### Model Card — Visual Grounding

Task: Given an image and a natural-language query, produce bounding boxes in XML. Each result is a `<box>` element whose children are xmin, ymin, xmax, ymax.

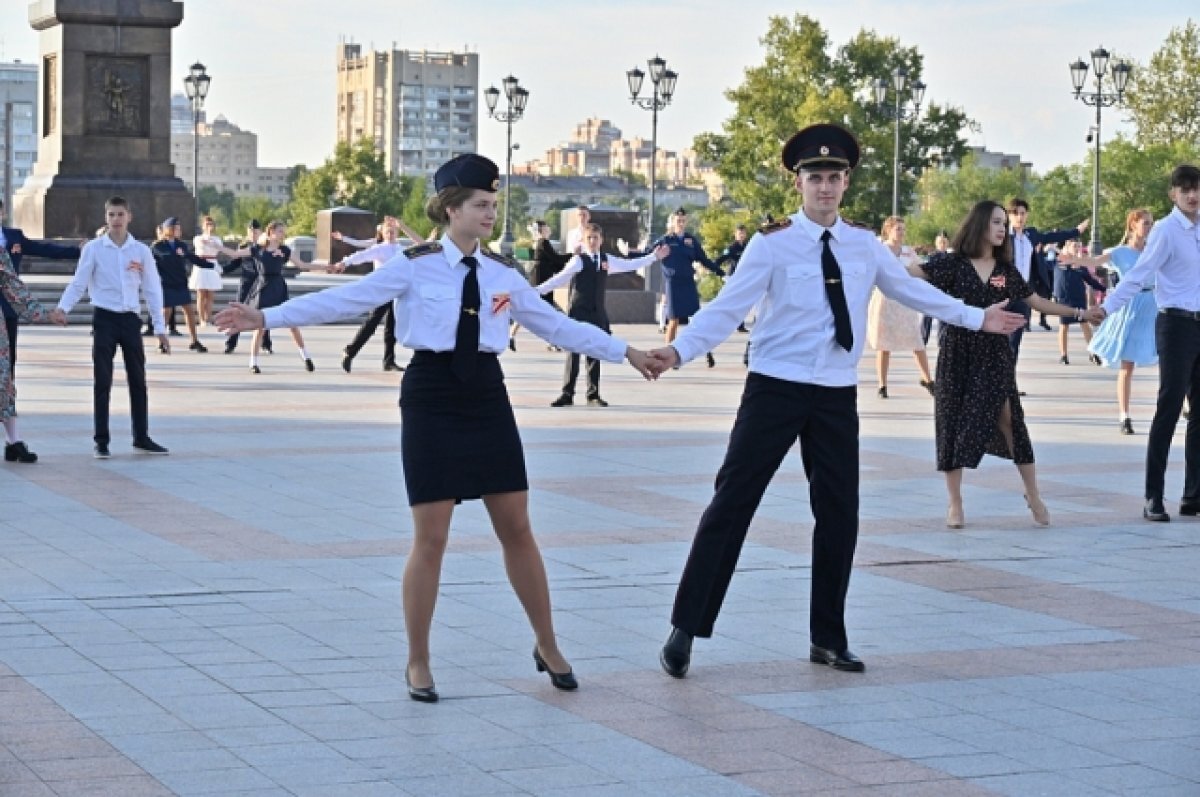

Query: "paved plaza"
<box><xmin>1</xmin><ymin>316</ymin><xmax>1198</xmax><ymax>796</ymax></box>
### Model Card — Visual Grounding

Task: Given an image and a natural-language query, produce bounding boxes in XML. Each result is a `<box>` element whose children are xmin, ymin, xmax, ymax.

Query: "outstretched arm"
<box><xmin>604</xmin><ymin>244</ymin><xmax>670</xmax><ymax>274</ymax></box>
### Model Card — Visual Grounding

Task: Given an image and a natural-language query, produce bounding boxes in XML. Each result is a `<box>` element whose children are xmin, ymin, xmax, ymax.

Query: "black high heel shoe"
<box><xmin>533</xmin><ymin>647</ymin><xmax>578</xmax><ymax>691</ymax></box>
<box><xmin>405</xmin><ymin>669</ymin><xmax>438</xmax><ymax>703</ymax></box>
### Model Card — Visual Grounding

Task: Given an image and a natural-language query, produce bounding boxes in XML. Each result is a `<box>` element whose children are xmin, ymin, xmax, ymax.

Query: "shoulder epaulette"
<box><xmin>842</xmin><ymin>218</ymin><xmax>873</xmax><ymax>231</ymax></box>
<box><xmin>402</xmin><ymin>241</ymin><xmax>443</xmax><ymax>259</ymax></box>
<box><xmin>758</xmin><ymin>218</ymin><xmax>792</xmax><ymax>235</ymax></box>
<box><xmin>482</xmin><ymin>250</ymin><xmax>520</xmax><ymax>269</ymax></box>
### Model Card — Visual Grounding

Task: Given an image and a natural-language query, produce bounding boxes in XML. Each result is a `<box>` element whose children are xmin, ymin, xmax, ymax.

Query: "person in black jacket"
<box><xmin>536</xmin><ymin>223</ymin><xmax>667</xmax><ymax>406</ymax></box>
<box><xmin>151</xmin><ymin>218</ymin><xmax>229</xmax><ymax>353</ymax></box>
<box><xmin>0</xmin><ymin>200</ymin><xmax>81</xmax><ymax>373</ymax></box>
<box><xmin>224</xmin><ymin>220</ymin><xmax>271</xmax><ymax>354</ymax></box>
<box><xmin>509</xmin><ymin>220</ymin><xmax>570</xmax><ymax>351</ymax></box>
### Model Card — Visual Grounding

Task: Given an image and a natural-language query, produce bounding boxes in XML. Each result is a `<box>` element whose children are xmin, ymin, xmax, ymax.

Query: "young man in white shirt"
<box><xmin>564</xmin><ymin>205</ymin><xmax>590</xmax><ymax>254</ymax></box>
<box><xmin>56</xmin><ymin>196</ymin><xmax>170</xmax><ymax>458</ymax></box>
<box><xmin>647</xmin><ymin>124</ymin><xmax>1025</xmax><ymax>678</ymax></box>
<box><xmin>1096</xmin><ymin>164</ymin><xmax>1200</xmax><ymax>522</ymax></box>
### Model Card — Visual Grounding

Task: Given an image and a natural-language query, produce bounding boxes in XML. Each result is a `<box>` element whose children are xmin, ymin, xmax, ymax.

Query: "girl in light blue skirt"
<box><xmin>1088</xmin><ymin>209</ymin><xmax>1157</xmax><ymax>434</ymax></box>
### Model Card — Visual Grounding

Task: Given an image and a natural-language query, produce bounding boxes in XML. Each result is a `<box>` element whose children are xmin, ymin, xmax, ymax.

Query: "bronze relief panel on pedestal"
<box><xmin>84</xmin><ymin>55</ymin><xmax>148</xmax><ymax>137</ymax></box>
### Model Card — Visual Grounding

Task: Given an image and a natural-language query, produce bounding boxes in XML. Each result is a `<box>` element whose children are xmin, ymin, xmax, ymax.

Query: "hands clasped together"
<box><xmin>624</xmin><ymin>346</ymin><xmax>681</xmax><ymax>380</ymax></box>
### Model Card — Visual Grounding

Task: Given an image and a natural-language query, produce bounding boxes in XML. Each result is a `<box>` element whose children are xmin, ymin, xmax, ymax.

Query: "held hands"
<box><xmin>157</xmin><ymin>335</ymin><xmax>171</xmax><ymax>355</ymax></box>
<box><xmin>325</xmin><ymin>260</ymin><xmax>347</xmax><ymax>274</ymax></box>
<box><xmin>625</xmin><ymin>347</ymin><xmax>660</xmax><ymax>380</ymax></box>
<box><xmin>48</xmin><ymin>308</ymin><xmax>68</xmax><ymax>326</ymax></box>
<box><xmin>647</xmin><ymin>346</ymin><xmax>680</xmax><ymax>375</ymax></box>
<box><xmin>981</xmin><ymin>301</ymin><xmax>1027</xmax><ymax>335</ymax></box>
<box><xmin>214</xmin><ymin>301</ymin><xmax>266</xmax><ymax>333</ymax></box>
<box><xmin>1084</xmin><ymin>306</ymin><xmax>1106</xmax><ymax>324</ymax></box>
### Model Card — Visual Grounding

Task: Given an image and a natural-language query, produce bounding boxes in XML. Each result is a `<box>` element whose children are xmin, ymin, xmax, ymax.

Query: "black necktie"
<box><xmin>451</xmin><ymin>255</ymin><xmax>480</xmax><ymax>381</ymax></box>
<box><xmin>820</xmin><ymin>230</ymin><xmax>853</xmax><ymax>351</ymax></box>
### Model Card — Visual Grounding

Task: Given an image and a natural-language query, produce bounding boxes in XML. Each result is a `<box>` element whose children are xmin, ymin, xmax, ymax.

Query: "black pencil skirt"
<box><xmin>399</xmin><ymin>350</ymin><xmax>528</xmax><ymax>506</ymax></box>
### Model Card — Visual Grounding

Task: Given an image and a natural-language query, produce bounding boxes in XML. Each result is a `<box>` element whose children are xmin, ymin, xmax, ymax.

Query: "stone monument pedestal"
<box><xmin>14</xmin><ymin>0</ymin><xmax>194</xmax><ymax>240</ymax></box>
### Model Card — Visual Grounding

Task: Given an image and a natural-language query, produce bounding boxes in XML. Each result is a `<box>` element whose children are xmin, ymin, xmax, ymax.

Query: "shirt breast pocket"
<box><xmin>785</xmin><ymin>264</ymin><xmax>824</xmax><ymax>309</ymax></box>
<box><xmin>419</xmin><ymin>284</ymin><xmax>458</xmax><ymax>330</ymax></box>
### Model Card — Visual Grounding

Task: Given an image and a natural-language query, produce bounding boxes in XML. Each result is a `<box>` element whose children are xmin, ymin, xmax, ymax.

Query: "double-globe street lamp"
<box><xmin>1069</xmin><ymin>47</ymin><xmax>1131</xmax><ymax>253</ymax></box>
<box><xmin>484</xmin><ymin>76</ymin><xmax>529</xmax><ymax>257</ymax></box>
<box><xmin>873</xmin><ymin>67</ymin><xmax>925</xmax><ymax>218</ymax></box>
<box><xmin>626</xmin><ymin>56</ymin><xmax>678</xmax><ymax>242</ymax></box>
<box><xmin>182</xmin><ymin>62</ymin><xmax>211</xmax><ymax>220</ymax></box>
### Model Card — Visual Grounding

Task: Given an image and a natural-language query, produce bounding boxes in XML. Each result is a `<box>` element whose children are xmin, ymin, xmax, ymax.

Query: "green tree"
<box><xmin>697</xmin><ymin>203</ymin><xmax>755</xmax><ymax>256</ymax></box>
<box><xmin>693</xmin><ymin>15</ymin><xmax>970</xmax><ymax>229</ymax></box>
<box><xmin>1089</xmin><ymin>137</ymin><xmax>1200</xmax><ymax>244</ymax></box>
<box><xmin>542</xmin><ymin>199</ymin><xmax>576</xmax><ymax>240</ymax></box>
<box><xmin>197</xmin><ymin>186</ymin><xmax>235</xmax><ymax>223</ymax></box>
<box><xmin>1030</xmin><ymin>165</ymin><xmax>1089</xmax><ymax>235</ymax></box>
<box><xmin>908</xmin><ymin>153</ymin><xmax>1031</xmax><ymax>244</ymax></box>
<box><xmin>495</xmin><ymin>185</ymin><xmax>531</xmax><ymax>244</ymax></box>
<box><xmin>287</xmin><ymin>139</ymin><xmax>419</xmax><ymax>235</ymax></box>
<box><xmin>1124</xmin><ymin>20</ymin><xmax>1200</xmax><ymax>147</ymax></box>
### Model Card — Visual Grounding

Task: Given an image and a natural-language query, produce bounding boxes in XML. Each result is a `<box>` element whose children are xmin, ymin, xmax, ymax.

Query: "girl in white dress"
<box><xmin>190</xmin><ymin>216</ymin><xmax>225</xmax><ymax>325</ymax></box>
<box><xmin>867</xmin><ymin>217</ymin><xmax>935</xmax><ymax>397</ymax></box>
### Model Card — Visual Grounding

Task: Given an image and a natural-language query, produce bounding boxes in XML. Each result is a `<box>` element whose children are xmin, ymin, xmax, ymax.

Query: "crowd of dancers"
<box><xmin>2</xmin><ymin>123</ymin><xmax>1197</xmax><ymax>701</ymax></box>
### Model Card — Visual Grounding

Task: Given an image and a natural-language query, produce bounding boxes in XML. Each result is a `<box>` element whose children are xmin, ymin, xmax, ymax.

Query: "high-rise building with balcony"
<box><xmin>0</xmin><ymin>61</ymin><xmax>39</xmax><ymax>207</ymax></box>
<box><xmin>336</xmin><ymin>41</ymin><xmax>479</xmax><ymax>179</ymax></box>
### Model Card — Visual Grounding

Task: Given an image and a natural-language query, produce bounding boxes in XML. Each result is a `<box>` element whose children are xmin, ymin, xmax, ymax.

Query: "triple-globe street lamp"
<box><xmin>1069</xmin><ymin>47</ymin><xmax>1132</xmax><ymax>252</ymax></box>
<box><xmin>484</xmin><ymin>76</ymin><xmax>529</xmax><ymax>256</ymax></box>
<box><xmin>182</xmin><ymin>62</ymin><xmax>211</xmax><ymax>218</ymax></box>
<box><xmin>873</xmin><ymin>66</ymin><xmax>925</xmax><ymax>218</ymax></box>
<box><xmin>626</xmin><ymin>56</ymin><xmax>678</xmax><ymax>242</ymax></box>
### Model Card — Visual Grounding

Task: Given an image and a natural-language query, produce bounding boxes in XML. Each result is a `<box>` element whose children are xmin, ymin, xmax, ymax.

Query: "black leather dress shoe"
<box><xmin>533</xmin><ymin>647</ymin><xmax>578</xmax><ymax>690</ymax></box>
<box><xmin>550</xmin><ymin>394</ymin><xmax>573</xmax><ymax>407</ymax></box>
<box><xmin>659</xmin><ymin>628</ymin><xmax>693</xmax><ymax>678</ymax></box>
<box><xmin>1179</xmin><ymin>501</ymin><xmax>1200</xmax><ymax>517</ymax></box>
<box><xmin>586</xmin><ymin>396</ymin><xmax>608</xmax><ymax>407</ymax></box>
<box><xmin>809</xmin><ymin>644</ymin><xmax>865</xmax><ymax>672</ymax></box>
<box><xmin>1143</xmin><ymin>498</ymin><xmax>1170</xmax><ymax>522</ymax></box>
<box><xmin>405</xmin><ymin>671</ymin><xmax>438</xmax><ymax>703</ymax></box>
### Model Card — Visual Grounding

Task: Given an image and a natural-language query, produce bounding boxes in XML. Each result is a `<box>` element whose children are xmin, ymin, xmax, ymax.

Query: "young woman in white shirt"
<box><xmin>216</xmin><ymin>154</ymin><xmax>658</xmax><ymax>702</ymax></box>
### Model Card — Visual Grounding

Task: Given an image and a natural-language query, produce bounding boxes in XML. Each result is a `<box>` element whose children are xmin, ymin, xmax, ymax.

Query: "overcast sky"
<box><xmin>0</xmin><ymin>1</ymin><xmax>1185</xmax><ymax>174</ymax></box>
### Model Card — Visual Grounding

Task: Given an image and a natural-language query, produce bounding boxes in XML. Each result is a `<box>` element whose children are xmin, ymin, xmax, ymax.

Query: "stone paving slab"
<box><xmin>0</xmin><ymin>320</ymin><xmax>1197</xmax><ymax>795</ymax></box>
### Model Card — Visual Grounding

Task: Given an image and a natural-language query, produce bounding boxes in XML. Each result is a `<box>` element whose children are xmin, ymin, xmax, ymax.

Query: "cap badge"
<box><xmin>819</xmin><ymin>146</ymin><xmax>830</xmax><ymax>156</ymax></box>
<box><xmin>492</xmin><ymin>178</ymin><xmax>501</xmax><ymax>190</ymax></box>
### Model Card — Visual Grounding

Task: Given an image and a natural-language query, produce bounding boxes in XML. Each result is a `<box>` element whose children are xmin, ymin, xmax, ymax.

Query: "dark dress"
<box><xmin>247</xmin><ymin>245</ymin><xmax>291</xmax><ymax>309</ymax></box>
<box><xmin>1051</xmin><ymin>254</ymin><xmax>1105</xmax><ymax>326</ymax></box>
<box><xmin>924</xmin><ymin>252</ymin><xmax>1035</xmax><ymax>471</ymax></box>
<box><xmin>651</xmin><ymin>232</ymin><xmax>724</xmax><ymax>320</ymax></box>
<box><xmin>151</xmin><ymin>238</ymin><xmax>209</xmax><ymax>308</ymax></box>
<box><xmin>532</xmin><ymin>239</ymin><xmax>570</xmax><ymax>309</ymax></box>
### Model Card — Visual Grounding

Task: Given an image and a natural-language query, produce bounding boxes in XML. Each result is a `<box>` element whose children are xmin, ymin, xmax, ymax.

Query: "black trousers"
<box><xmin>345</xmin><ymin>302</ymin><xmax>396</xmax><ymax>363</ymax></box>
<box><xmin>671</xmin><ymin>374</ymin><xmax>860</xmax><ymax>650</ymax></box>
<box><xmin>5</xmin><ymin>314</ymin><xmax>16</xmax><ymax>369</ymax></box>
<box><xmin>92</xmin><ymin>308</ymin><xmax>149</xmax><ymax>446</ymax></box>
<box><xmin>1146</xmin><ymin>313</ymin><xmax>1200</xmax><ymax>501</ymax></box>
<box><xmin>561</xmin><ymin>315</ymin><xmax>607</xmax><ymax>398</ymax></box>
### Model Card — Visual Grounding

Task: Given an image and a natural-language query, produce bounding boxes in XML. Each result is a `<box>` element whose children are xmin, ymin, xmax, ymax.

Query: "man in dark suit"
<box><xmin>1007</xmin><ymin>198</ymin><xmax>1088</xmax><ymax>364</ymax></box>
<box><xmin>0</xmin><ymin>200</ymin><xmax>82</xmax><ymax>372</ymax></box>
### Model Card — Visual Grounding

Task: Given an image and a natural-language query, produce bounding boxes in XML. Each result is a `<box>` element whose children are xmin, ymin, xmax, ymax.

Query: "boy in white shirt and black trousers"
<box><xmin>56</xmin><ymin>196</ymin><xmax>170</xmax><ymax>459</ymax></box>
<box><xmin>537</xmin><ymin>223</ymin><xmax>667</xmax><ymax>407</ymax></box>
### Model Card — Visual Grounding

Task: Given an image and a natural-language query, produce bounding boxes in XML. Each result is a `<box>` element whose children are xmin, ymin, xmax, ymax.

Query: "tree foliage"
<box><xmin>693</xmin><ymin>15</ymin><xmax>970</xmax><ymax>229</ymax></box>
<box><xmin>907</xmin><ymin>154</ymin><xmax>1031</xmax><ymax>244</ymax></box>
<box><xmin>1124</xmin><ymin>20</ymin><xmax>1200</xmax><ymax>147</ymax></box>
<box><xmin>287</xmin><ymin>139</ymin><xmax>424</xmax><ymax>235</ymax></box>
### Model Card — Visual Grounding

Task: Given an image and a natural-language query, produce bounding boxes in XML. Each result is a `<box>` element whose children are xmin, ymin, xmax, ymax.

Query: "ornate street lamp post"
<box><xmin>873</xmin><ymin>67</ymin><xmax>925</xmax><ymax>218</ymax></box>
<box><xmin>182</xmin><ymin>62</ymin><xmax>211</xmax><ymax>217</ymax></box>
<box><xmin>626</xmin><ymin>56</ymin><xmax>678</xmax><ymax>242</ymax></box>
<box><xmin>484</xmin><ymin>76</ymin><xmax>528</xmax><ymax>256</ymax></box>
<box><xmin>1069</xmin><ymin>47</ymin><xmax>1132</xmax><ymax>252</ymax></box>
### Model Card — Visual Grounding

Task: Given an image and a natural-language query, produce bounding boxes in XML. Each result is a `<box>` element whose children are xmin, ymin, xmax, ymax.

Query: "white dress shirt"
<box><xmin>1103</xmin><ymin>206</ymin><xmax>1200</xmax><ymax>314</ymax></box>
<box><xmin>535</xmin><ymin>250</ymin><xmax>659</xmax><ymax>293</ymax></box>
<box><xmin>264</xmin><ymin>234</ymin><xmax>628</xmax><ymax>362</ymax></box>
<box><xmin>193</xmin><ymin>233</ymin><xmax>223</xmax><ymax>260</ymax></box>
<box><xmin>343</xmin><ymin>241</ymin><xmax>403</xmax><ymax>271</ymax></box>
<box><xmin>565</xmin><ymin>226</ymin><xmax>585</xmax><ymax>253</ymax></box>
<box><xmin>57</xmin><ymin>233</ymin><xmax>165</xmax><ymax>334</ymax></box>
<box><xmin>671</xmin><ymin>211</ymin><xmax>985</xmax><ymax>387</ymax></box>
<box><xmin>1011</xmin><ymin>230</ymin><xmax>1033</xmax><ymax>281</ymax></box>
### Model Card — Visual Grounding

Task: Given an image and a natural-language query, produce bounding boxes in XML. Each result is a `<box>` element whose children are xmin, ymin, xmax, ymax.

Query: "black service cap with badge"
<box><xmin>434</xmin><ymin>153</ymin><xmax>501</xmax><ymax>193</ymax></box>
<box><xmin>782</xmin><ymin>124</ymin><xmax>860</xmax><ymax>172</ymax></box>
